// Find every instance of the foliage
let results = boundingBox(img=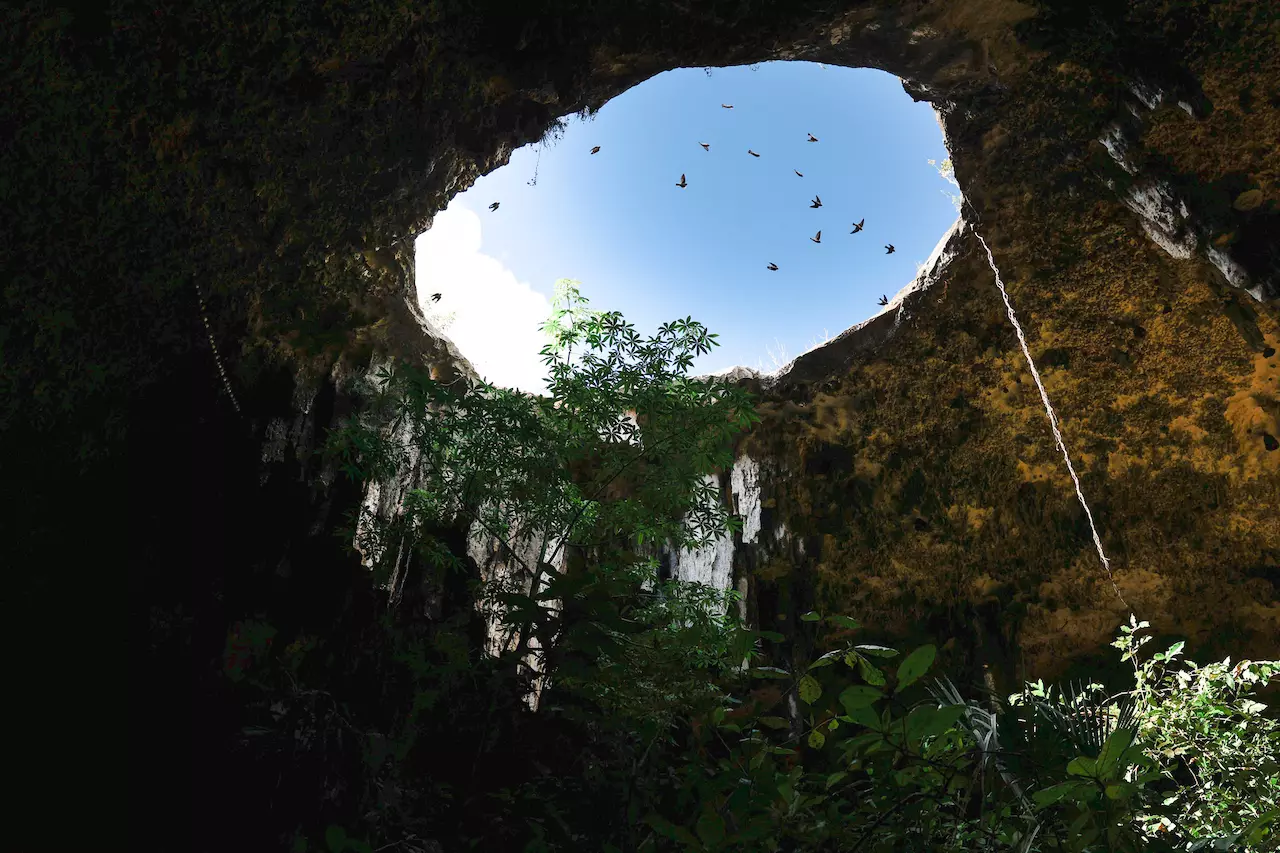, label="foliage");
[240,292,1278,852]
[1114,618,1280,849]
[295,290,761,847]
[328,280,759,687]
[642,615,1277,853]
